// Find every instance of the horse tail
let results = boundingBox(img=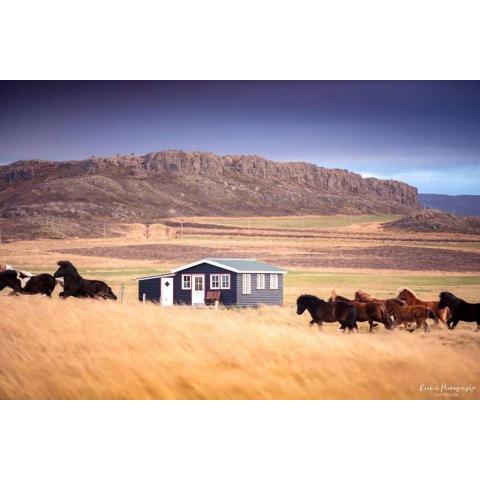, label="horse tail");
[107,287,117,300]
